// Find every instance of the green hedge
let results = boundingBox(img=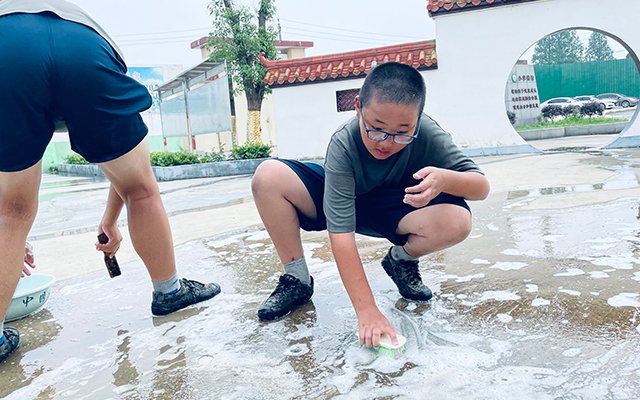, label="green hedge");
[149,150,225,166]
[64,153,90,165]
[516,116,627,131]
[230,143,272,160]
[62,143,271,167]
